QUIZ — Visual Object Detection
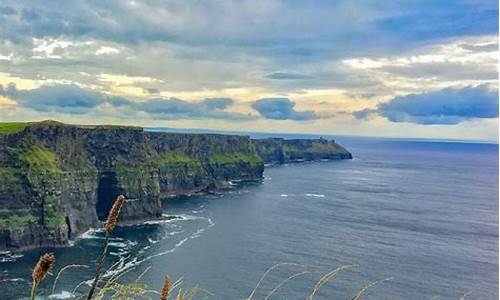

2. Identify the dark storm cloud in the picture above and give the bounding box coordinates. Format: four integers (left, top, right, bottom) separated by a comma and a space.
354, 85, 499, 125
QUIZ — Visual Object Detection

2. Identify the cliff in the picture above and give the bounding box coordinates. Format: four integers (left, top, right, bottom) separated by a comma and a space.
0, 121, 351, 251
253, 137, 352, 164
0, 121, 262, 251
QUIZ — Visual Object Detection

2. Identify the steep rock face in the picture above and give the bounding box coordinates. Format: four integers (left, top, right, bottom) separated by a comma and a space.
253, 137, 352, 164
147, 133, 263, 194
0, 121, 351, 251
0, 121, 263, 251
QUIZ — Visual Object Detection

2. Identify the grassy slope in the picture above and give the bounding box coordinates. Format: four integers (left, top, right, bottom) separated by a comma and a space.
0, 122, 29, 134
0, 145, 64, 231
19, 146, 60, 173
209, 152, 262, 165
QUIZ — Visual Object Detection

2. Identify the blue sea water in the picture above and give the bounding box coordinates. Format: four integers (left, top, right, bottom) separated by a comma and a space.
0, 137, 498, 299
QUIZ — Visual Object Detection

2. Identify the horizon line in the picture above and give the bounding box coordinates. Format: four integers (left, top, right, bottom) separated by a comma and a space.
1, 119, 498, 145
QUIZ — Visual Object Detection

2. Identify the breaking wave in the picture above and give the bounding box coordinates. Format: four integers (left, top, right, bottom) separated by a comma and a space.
304, 193, 325, 198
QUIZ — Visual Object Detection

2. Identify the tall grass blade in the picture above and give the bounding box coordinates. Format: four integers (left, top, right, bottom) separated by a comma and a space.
264, 271, 310, 300
51, 264, 89, 294
307, 265, 356, 300
246, 262, 302, 300
350, 277, 393, 300
135, 266, 152, 283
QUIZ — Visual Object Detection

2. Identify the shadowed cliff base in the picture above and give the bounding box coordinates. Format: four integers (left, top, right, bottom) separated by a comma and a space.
0, 120, 351, 251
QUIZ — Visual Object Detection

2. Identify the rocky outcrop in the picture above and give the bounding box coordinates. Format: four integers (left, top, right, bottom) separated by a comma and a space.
0, 121, 263, 251
253, 137, 352, 164
0, 121, 351, 251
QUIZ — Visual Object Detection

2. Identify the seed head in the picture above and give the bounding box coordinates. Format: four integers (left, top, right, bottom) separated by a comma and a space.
32, 253, 55, 284
105, 195, 125, 232
160, 275, 170, 300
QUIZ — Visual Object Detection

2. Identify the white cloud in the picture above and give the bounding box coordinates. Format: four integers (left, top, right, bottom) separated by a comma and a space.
31, 38, 124, 60
97, 73, 161, 84
95, 46, 120, 55
32, 39, 74, 59
342, 35, 498, 94
0, 53, 13, 61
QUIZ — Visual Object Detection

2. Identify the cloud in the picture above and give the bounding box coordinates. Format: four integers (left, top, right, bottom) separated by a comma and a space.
139, 97, 251, 120
0, 6, 16, 15
342, 36, 499, 94
3, 83, 252, 120
252, 98, 318, 121
354, 85, 499, 125
0, 3, 496, 99
2, 1, 497, 60
143, 87, 160, 95
352, 108, 376, 120
95, 46, 120, 56
0, 82, 17, 97
265, 72, 312, 80
0, 1, 498, 141
201, 98, 234, 110
3, 84, 106, 114
460, 42, 498, 52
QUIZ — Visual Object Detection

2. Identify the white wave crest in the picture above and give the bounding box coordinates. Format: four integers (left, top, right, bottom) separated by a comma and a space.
78, 228, 104, 240
48, 291, 75, 299
0, 277, 26, 283
305, 193, 325, 198
0, 252, 24, 262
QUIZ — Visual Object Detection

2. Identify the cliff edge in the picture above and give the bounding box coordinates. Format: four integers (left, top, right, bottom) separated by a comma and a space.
0, 121, 351, 251
253, 137, 352, 164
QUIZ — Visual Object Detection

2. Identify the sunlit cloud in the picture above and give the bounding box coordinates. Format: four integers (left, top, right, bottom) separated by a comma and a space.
342, 35, 498, 94
95, 46, 120, 56
0, 52, 13, 61
97, 73, 162, 85
32, 39, 74, 59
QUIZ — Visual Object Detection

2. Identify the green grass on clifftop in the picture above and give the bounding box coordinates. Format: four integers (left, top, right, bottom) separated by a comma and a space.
209, 152, 262, 165
0, 122, 29, 134
156, 152, 201, 165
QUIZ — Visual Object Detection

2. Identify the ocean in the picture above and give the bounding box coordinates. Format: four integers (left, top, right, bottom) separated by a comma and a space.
1, 136, 498, 299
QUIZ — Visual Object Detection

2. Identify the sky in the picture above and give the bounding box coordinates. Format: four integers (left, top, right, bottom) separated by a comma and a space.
0, 1, 498, 141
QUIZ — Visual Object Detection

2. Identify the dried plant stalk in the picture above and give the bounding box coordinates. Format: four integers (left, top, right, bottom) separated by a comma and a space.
86, 195, 126, 300
160, 275, 170, 300
105, 195, 125, 231
30, 253, 55, 300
